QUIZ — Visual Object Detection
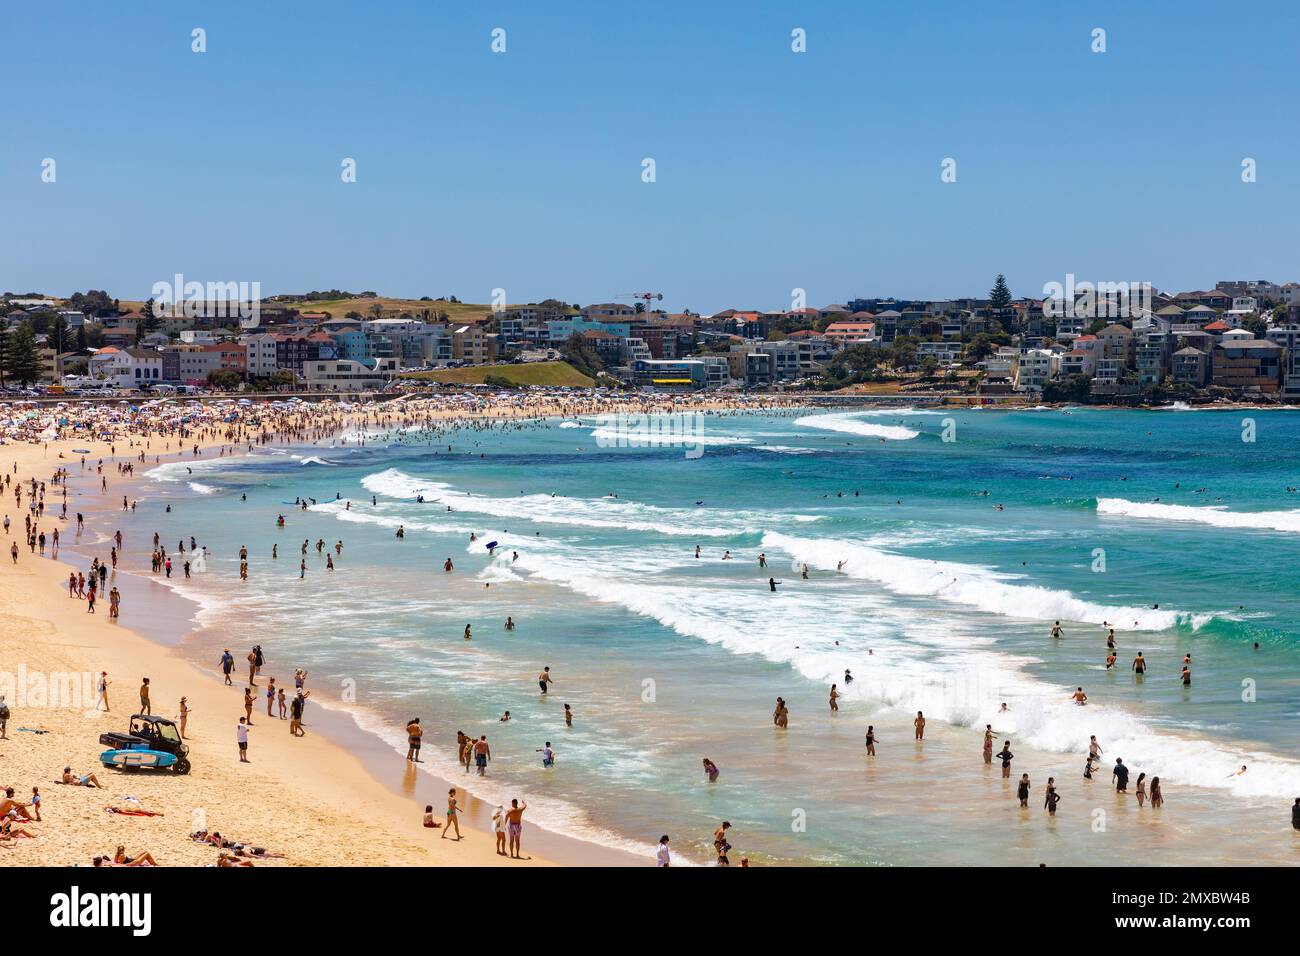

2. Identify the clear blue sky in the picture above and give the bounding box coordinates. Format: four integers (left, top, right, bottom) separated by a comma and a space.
3, 0, 1297, 313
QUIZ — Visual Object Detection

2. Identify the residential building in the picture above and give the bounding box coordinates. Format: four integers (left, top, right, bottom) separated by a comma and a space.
1013, 349, 1058, 391
302, 357, 400, 391
452, 325, 497, 364
243, 333, 280, 378
1211, 339, 1282, 392
88, 347, 164, 389
1171, 347, 1210, 387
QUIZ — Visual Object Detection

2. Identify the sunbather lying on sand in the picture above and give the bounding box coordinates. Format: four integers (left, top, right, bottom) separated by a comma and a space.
113, 845, 157, 866
59, 767, 103, 788
190, 829, 284, 857
217, 852, 255, 867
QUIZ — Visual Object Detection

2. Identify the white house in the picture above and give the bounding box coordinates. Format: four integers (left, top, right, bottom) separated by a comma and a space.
88, 347, 163, 389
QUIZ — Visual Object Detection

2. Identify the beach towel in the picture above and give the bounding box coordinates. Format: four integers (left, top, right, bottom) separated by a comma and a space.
16, 727, 50, 734
105, 807, 163, 817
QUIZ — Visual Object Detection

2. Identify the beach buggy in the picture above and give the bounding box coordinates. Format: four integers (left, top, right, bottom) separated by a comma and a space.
99, 715, 192, 774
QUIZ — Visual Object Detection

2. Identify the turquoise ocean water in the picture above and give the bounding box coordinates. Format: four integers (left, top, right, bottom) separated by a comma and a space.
105, 405, 1300, 865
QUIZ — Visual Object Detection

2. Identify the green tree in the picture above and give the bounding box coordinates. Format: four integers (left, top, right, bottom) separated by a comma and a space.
1042, 373, 1091, 403
7, 322, 41, 386
206, 368, 242, 390
48, 315, 69, 355
0, 323, 8, 387
989, 274, 1012, 310
966, 333, 996, 361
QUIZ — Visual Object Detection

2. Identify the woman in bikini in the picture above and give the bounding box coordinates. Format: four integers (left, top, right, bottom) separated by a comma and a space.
441, 788, 462, 840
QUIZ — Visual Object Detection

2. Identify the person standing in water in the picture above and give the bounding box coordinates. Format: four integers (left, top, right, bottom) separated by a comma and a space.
996, 742, 1014, 778
1132, 651, 1146, 676
1051, 621, 1064, 640
1017, 773, 1031, 807
829, 684, 840, 712
865, 725, 877, 756
914, 711, 926, 741
537, 666, 553, 694
406, 718, 422, 762
1112, 758, 1130, 793
1044, 777, 1060, 815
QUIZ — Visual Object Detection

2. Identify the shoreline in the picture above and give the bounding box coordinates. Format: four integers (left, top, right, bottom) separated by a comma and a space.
71, 499, 644, 867
0, 415, 567, 866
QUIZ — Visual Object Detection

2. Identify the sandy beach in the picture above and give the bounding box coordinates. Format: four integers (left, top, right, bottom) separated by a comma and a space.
0, 414, 556, 866
0, 392, 801, 866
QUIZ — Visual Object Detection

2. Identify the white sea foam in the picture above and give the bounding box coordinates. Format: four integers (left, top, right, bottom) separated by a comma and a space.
761, 531, 1212, 632
793, 411, 920, 440
508, 545, 1300, 799
1097, 498, 1300, 534
587, 426, 752, 447
359, 468, 821, 537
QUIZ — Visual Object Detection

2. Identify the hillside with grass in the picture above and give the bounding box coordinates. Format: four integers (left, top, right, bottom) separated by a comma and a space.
399, 361, 595, 387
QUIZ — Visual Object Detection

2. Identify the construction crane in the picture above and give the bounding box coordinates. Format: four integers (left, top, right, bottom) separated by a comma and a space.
615, 292, 664, 304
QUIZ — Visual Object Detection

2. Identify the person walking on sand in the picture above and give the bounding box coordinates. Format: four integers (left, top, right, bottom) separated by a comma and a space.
266, 678, 277, 717
138, 678, 151, 715
406, 718, 423, 762
219, 649, 234, 686
95, 672, 110, 712
506, 799, 527, 858
178, 697, 190, 738
914, 711, 926, 740
537, 666, 553, 694
441, 789, 461, 840
237, 717, 250, 763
